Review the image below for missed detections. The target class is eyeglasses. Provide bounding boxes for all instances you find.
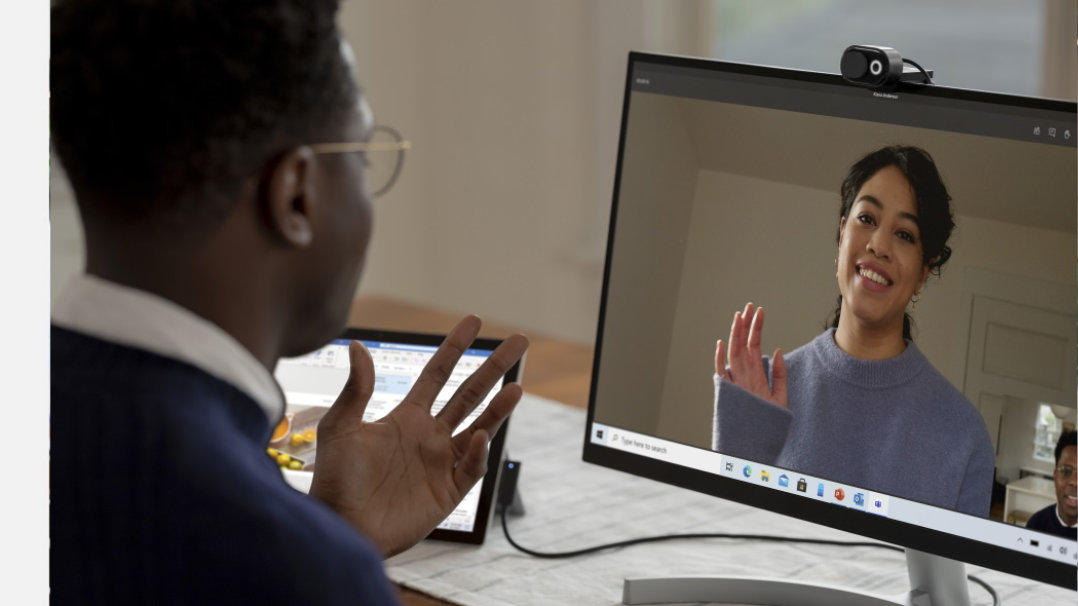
[310,125,411,198]
[1056,465,1075,480]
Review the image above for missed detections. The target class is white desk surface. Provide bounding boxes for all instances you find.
[386,395,1075,606]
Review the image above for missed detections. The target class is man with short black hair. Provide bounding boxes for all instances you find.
[50,2,527,603]
[1024,429,1077,540]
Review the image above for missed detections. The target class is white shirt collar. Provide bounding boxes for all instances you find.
[52,274,284,422]
[1055,504,1078,529]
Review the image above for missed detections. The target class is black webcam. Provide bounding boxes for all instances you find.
[840,45,932,91]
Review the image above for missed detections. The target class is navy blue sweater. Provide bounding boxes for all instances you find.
[51,326,399,604]
[1024,504,1077,540]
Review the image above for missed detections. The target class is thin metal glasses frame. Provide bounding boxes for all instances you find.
[309,125,411,198]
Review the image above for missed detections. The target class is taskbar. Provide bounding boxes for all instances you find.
[589,422,1077,566]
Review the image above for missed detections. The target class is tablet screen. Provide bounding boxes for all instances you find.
[273,327,520,544]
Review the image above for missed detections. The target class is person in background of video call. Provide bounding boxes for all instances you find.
[712,145,995,517]
[1024,430,1077,539]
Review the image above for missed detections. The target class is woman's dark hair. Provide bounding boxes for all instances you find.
[827,145,955,341]
[50,0,358,233]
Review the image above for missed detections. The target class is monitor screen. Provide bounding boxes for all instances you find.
[583,52,1076,590]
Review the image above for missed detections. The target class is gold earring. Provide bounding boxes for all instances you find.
[910,292,921,312]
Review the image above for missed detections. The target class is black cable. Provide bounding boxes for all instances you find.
[500,508,999,606]
[902,58,934,84]
[967,574,1001,606]
[500,507,901,559]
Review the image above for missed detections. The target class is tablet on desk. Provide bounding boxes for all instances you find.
[273,327,521,545]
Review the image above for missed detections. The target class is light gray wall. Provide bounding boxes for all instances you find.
[49,1,713,345]
[335,1,709,344]
[657,171,836,447]
[590,93,700,434]
[50,1,1075,354]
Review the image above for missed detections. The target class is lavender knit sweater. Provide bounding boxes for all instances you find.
[713,328,994,517]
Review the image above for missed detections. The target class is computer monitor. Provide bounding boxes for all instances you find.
[583,51,1076,603]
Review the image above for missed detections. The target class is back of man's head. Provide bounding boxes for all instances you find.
[51,0,357,236]
[1056,429,1077,465]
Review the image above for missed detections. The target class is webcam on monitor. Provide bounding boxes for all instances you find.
[840,44,933,90]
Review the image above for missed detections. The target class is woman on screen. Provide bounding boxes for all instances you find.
[711,145,995,517]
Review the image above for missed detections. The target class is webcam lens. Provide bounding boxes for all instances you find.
[840,51,868,79]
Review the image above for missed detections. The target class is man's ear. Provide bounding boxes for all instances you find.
[263,146,317,247]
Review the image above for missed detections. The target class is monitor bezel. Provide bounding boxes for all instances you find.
[581,51,1076,589]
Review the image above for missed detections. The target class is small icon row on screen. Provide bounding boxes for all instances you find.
[1018,535,1078,560]
[726,460,887,513]
[1032,125,1071,140]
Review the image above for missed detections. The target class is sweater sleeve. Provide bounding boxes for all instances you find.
[954,427,996,518]
[712,365,792,464]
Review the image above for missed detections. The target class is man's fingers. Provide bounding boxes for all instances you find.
[406,315,483,411]
[327,340,376,418]
[437,334,528,429]
[452,429,490,495]
[450,382,522,458]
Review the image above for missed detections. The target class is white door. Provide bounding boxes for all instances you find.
[962,273,1076,451]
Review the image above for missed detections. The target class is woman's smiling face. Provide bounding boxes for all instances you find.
[836,164,931,333]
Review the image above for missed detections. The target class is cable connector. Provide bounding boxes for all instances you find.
[495,459,525,516]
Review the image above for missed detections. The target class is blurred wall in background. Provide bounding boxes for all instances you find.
[50,0,1075,344]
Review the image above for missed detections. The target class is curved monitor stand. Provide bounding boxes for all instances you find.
[623,549,971,606]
